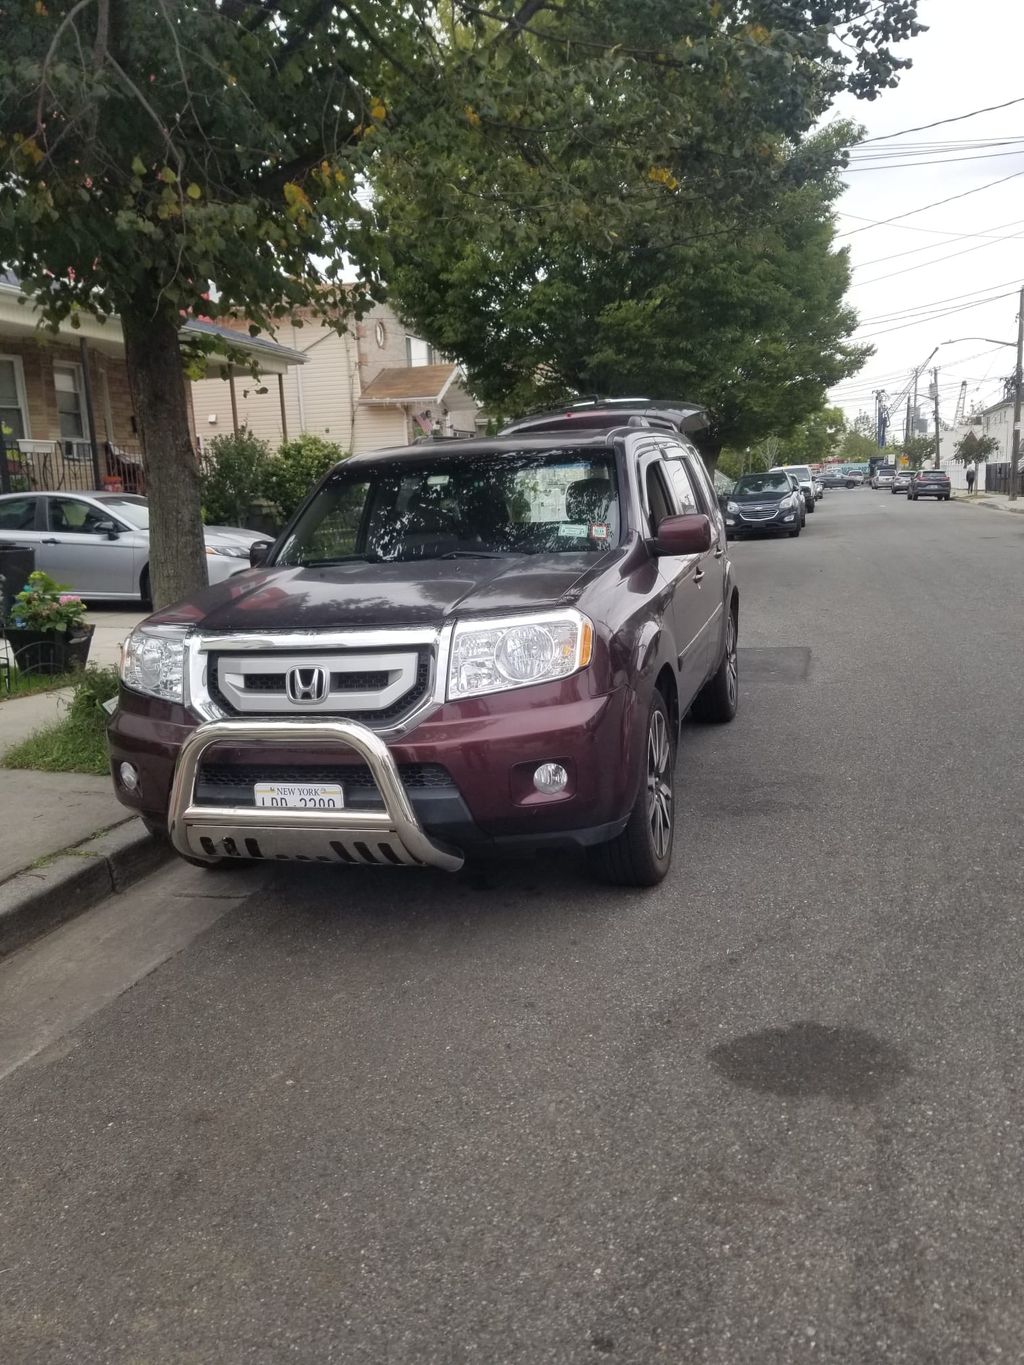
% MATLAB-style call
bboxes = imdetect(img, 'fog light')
[119,762,139,792]
[533,762,568,795]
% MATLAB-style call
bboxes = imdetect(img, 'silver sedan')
[0,491,263,602]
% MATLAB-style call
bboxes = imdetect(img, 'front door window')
[53,365,86,440]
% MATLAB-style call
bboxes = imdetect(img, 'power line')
[838,213,1024,240]
[857,96,1024,145]
[854,291,1019,341]
[855,279,1022,327]
[854,216,1024,268]
[845,147,1024,173]
[853,224,1024,288]
[837,169,1024,237]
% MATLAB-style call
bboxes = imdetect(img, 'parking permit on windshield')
[589,523,610,542]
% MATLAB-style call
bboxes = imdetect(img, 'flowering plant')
[6,571,88,633]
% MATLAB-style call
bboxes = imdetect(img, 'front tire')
[788,525,801,538]
[589,691,675,888]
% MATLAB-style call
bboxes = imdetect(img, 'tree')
[899,435,936,470]
[838,425,879,462]
[773,407,847,466]
[954,430,999,464]
[376,0,922,466]
[1,0,921,600]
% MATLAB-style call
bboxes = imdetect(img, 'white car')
[0,490,264,602]
[770,464,818,513]
[871,464,897,489]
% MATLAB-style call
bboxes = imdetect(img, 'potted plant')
[2,571,94,675]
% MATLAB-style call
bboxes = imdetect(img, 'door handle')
[41,538,60,544]
[713,545,724,559]
[694,567,705,584]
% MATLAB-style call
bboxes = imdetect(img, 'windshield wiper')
[438,550,505,560]
[297,554,380,567]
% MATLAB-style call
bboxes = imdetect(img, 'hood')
[203,525,265,547]
[148,553,606,632]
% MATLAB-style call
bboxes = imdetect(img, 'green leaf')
[186,182,202,200]
[131,154,146,176]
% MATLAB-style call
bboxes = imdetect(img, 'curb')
[952,496,1024,516]
[0,818,173,961]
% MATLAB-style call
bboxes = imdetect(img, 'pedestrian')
[966,463,976,496]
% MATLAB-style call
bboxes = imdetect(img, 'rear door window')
[0,497,38,530]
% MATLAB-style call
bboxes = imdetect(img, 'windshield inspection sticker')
[589,523,610,542]
[558,523,588,538]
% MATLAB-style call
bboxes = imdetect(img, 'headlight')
[726,501,739,514]
[120,626,187,703]
[206,544,250,558]
[448,610,594,700]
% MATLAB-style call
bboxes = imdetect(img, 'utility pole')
[1010,282,1024,502]
[932,368,941,469]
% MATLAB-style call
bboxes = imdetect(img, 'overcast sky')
[825,0,1023,431]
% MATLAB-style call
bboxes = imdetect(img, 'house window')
[53,363,86,439]
[0,355,29,441]
[405,335,434,367]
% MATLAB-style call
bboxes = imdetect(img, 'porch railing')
[0,439,147,496]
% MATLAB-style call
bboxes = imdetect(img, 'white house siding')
[980,401,1014,461]
[352,405,410,453]
[192,317,361,452]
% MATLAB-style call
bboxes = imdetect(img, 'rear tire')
[690,607,739,724]
[589,690,675,888]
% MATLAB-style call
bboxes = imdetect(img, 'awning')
[359,363,461,406]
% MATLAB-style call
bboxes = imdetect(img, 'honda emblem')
[286,666,328,705]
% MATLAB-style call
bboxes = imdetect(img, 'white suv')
[771,465,818,513]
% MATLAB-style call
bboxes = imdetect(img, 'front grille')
[242,670,391,694]
[195,761,454,809]
[209,649,432,725]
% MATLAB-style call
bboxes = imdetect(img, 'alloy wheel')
[647,708,673,860]
[725,614,738,709]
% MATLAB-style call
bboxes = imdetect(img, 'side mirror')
[653,513,712,557]
[249,540,273,568]
[95,519,120,539]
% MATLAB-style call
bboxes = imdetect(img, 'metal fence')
[1,438,146,496]
[984,462,1024,496]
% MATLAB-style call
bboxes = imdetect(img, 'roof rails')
[500,398,710,438]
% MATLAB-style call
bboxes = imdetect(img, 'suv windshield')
[276,450,621,566]
[734,473,791,495]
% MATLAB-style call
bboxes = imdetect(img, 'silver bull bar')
[167,719,464,872]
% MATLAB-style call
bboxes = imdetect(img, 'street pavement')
[2,490,1024,1364]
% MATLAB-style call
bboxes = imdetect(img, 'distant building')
[190,301,483,454]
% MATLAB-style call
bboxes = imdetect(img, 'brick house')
[0,272,305,495]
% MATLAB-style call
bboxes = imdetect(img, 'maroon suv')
[109,411,738,886]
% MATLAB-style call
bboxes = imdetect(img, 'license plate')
[254,783,344,810]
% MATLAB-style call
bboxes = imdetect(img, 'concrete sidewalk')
[956,491,1024,515]
[0,645,167,956]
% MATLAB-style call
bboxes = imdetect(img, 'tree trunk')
[121,308,209,608]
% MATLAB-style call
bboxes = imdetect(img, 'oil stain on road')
[708,1020,908,1103]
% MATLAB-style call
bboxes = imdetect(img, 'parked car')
[817,468,855,489]
[0,492,262,603]
[110,419,739,887]
[813,475,825,499]
[723,470,804,538]
[892,470,914,494]
[840,466,868,486]
[871,464,898,489]
[771,464,817,512]
[908,469,952,501]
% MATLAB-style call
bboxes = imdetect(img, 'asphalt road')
[3,491,1024,1364]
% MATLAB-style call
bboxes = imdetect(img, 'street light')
[941,286,1023,501]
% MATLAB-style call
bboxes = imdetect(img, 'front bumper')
[110,680,640,863]
[725,510,798,534]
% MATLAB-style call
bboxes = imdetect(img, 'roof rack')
[500,398,709,438]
